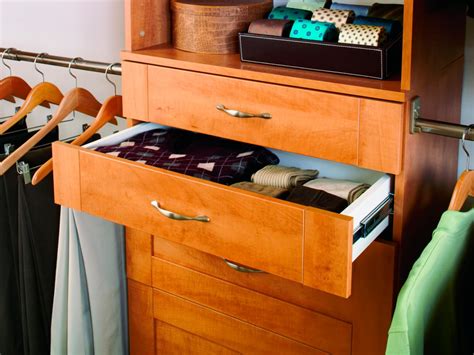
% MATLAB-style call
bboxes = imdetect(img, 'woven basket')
[171,0,273,54]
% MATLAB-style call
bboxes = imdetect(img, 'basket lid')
[172,0,272,12]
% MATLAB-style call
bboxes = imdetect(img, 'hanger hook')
[461,124,474,171]
[105,63,119,96]
[33,52,48,82]
[68,57,83,88]
[1,48,16,76]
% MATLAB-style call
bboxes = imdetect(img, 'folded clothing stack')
[94,128,280,185]
[286,186,348,213]
[304,178,371,203]
[231,181,289,199]
[251,164,318,188]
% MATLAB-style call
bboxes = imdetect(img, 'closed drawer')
[152,256,352,354]
[153,289,329,355]
[53,123,392,298]
[122,61,404,174]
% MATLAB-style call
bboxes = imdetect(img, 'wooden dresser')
[52,0,467,354]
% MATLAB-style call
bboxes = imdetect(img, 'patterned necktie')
[338,24,387,47]
[268,6,312,21]
[248,19,294,37]
[353,16,402,37]
[289,19,337,41]
[286,0,328,12]
[330,2,370,17]
[311,8,355,28]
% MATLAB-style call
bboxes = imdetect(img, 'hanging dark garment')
[0,155,23,355]
[0,124,59,156]
[0,127,59,355]
[17,146,60,355]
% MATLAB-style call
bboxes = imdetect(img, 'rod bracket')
[410,96,422,134]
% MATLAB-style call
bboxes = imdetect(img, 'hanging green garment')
[386,209,474,355]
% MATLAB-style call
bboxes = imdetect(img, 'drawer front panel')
[155,321,238,355]
[77,148,305,282]
[152,257,352,355]
[152,235,352,318]
[153,289,326,355]
[53,124,391,298]
[147,65,359,165]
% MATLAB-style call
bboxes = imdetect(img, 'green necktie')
[289,20,337,41]
[268,6,312,21]
[286,0,328,12]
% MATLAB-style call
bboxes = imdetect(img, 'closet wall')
[0,1,472,171]
[460,17,474,175]
[0,0,126,137]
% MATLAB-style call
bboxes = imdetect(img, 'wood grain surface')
[52,142,82,210]
[122,47,406,102]
[152,257,352,354]
[147,65,359,165]
[153,289,325,354]
[358,99,405,174]
[128,280,155,355]
[124,0,170,51]
[122,61,148,120]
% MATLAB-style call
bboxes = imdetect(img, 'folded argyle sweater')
[94,128,280,185]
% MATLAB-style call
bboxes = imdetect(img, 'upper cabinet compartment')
[124,0,410,98]
[123,0,467,99]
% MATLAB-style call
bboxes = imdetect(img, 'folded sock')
[252,165,318,189]
[286,186,348,212]
[231,181,289,198]
[304,178,370,203]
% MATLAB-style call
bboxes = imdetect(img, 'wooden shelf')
[122,44,407,102]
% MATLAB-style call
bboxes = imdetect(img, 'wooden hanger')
[0,49,50,107]
[31,95,121,185]
[448,171,474,211]
[448,125,474,211]
[0,76,50,108]
[0,87,105,175]
[0,82,63,134]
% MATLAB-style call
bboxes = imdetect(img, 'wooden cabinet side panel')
[358,99,404,174]
[351,240,396,355]
[303,209,353,298]
[52,142,82,210]
[125,228,152,285]
[394,58,465,285]
[122,61,149,121]
[128,280,155,355]
[124,0,170,51]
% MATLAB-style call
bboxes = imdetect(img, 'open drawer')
[53,123,392,298]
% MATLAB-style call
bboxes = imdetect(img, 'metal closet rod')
[411,97,474,141]
[0,48,121,75]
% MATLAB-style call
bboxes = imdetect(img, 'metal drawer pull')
[151,200,210,222]
[216,104,272,119]
[223,259,265,273]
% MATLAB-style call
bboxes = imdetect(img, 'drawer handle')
[216,104,272,119]
[151,200,210,222]
[223,259,265,273]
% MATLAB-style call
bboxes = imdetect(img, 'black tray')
[239,32,402,80]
